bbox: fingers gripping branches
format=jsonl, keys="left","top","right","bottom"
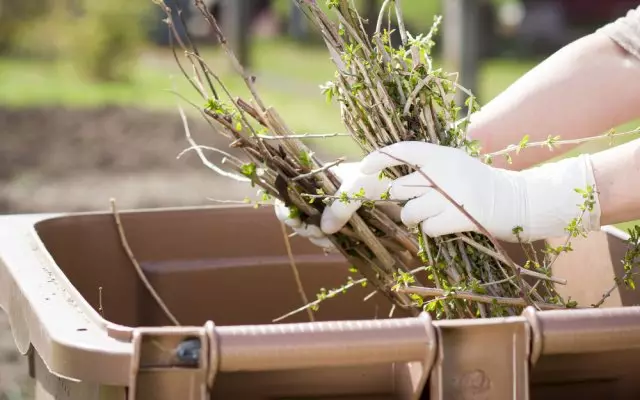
{"left": 156, "top": 0, "right": 640, "bottom": 321}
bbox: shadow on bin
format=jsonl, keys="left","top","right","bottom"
{"left": 0, "top": 205, "right": 639, "bottom": 399}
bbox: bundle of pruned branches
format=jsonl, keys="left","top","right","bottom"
{"left": 153, "top": 0, "right": 614, "bottom": 320}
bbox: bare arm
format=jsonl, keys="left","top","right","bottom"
{"left": 467, "top": 29, "right": 640, "bottom": 171}
{"left": 592, "top": 137, "right": 640, "bottom": 226}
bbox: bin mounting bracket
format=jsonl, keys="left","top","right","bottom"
{"left": 429, "top": 317, "right": 531, "bottom": 400}
{"left": 128, "top": 321, "right": 218, "bottom": 400}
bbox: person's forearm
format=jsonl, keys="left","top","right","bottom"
{"left": 467, "top": 31, "right": 640, "bottom": 171}
{"left": 592, "top": 137, "right": 640, "bottom": 226}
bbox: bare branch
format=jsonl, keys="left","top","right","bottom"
{"left": 176, "top": 103, "right": 250, "bottom": 182}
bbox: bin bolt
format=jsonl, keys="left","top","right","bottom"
{"left": 175, "top": 337, "right": 201, "bottom": 367}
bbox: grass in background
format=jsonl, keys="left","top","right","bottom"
{"left": 0, "top": 37, "right": 534, "bottom": 128}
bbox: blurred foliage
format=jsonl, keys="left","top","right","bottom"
{"left": 0, "top": 0, "right": 152, "bottom": 82}
{"left": 69, "top": 0, "right": 154, "bottom": 82}
{"left": 0, "top": 0, "right": 52, "bottom": 54}
{"left": 273, "top": 0, "right": 518, "bottom": 35}
{"left": 272, "top": 0, "right": 441, "bottom": 40}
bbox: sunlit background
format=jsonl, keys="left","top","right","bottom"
{"left": 1, "top": 1, "right": 639, "bottom": 397}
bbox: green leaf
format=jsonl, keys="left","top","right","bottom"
{"left": 352, "top": 187, "right": 366, "bottom": 199}
{"left": 326, "top": 0, "right": 339, "bottom": 9}
{"left": 288, "top": 206, "right": 300, "bottom": 220}
{"left": 517, "top": 135, "right": 529, "bottom": 154}
{"left": 240, "top": 163, "right": 256, "bottom": 178}
{"left": 298, "top": 150, "right": 313, "bottom": 168}
{"left": 544, "top": 134, "right": 561, "bottom": 150}
{"left": 627, "top": 278, "right": 636, "bottom": 290}
{"left": 504, "top": 153, "right": 513, "bottom": 164}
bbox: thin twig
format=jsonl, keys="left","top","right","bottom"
{"left": 98, "top": 287, "right": 104, "bottom": 318}
{"left": 272, "top": 265, "right": 428, "bottom": 323}
{"left": 194, "top": 0, "right": 267, "bottom": 111}
{"left": 375, "top": 0, "right": 392, "bottom": 35}
{"left": 300, "top": 193, "right": 401, "bottom": 204}
{"left": 292, "top": 157, "right": 345, "bottom": 182}
{"left": 279, "top": 221, "right": 315, "bottom": 322}
{"left": 110, "top": 198, "right": 181, "bottom": 326}
{"left": 176, "top": 103, "right": 250, "bottom": 182}
{"left": 167, "top": 0, "right": 219, "bottom": 99}
{"left": 271, "top": 274, "right": 364, "bottom": 322}
{"left": 206, "top": 198, "right": 269, "bottom": 206}
{"left": 177, "top": 144, "right": 246, "bottom": 165}
{"left": 593, "top": 272, "right": 640, "bottom": 308}
{"left": 455, "top": 234, "right": 567, "bottom": 285}
{"left": 486, "top": 127, "right": 640, "bottom": 158}
{"left": 257, "top": 133, "right": 350, "bottom": 140}
{"left": 398, "top": 286, "right": 566, "bottom": 310}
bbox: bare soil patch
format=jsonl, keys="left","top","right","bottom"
{"left": 0, "top": 105, "right": 276, "bottom": 214}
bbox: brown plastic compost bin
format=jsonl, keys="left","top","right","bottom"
{"left": 1, "top": 205, "right": 640, "bottom": 399}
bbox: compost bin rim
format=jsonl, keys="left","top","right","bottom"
{"left": 0, "top": 206, "right": 637, "bottom": 389}
{"left": 0, "top": 212, "right": 131, "bottom": 386}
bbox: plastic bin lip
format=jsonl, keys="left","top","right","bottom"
{"left": 0, "top": 212, "right": 132, "bottom": 385}
{"left": 600, "top": 224, "right": 631, "bottom": 241}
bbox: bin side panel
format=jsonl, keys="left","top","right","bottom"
{"left": 531, "top": 350, "right": 640, "bottom": 400}
{"left": 32, "top": 350, "right": 126, "bottom": 400}
{"left": 548, "top": 229, "right": 636, "bottom": 308}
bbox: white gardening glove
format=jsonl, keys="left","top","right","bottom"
{"left": 320, "top": 141, "right": 602, "bottom": 243}
{"left": 274, "top": 161, "right": 392, "bottom": 250}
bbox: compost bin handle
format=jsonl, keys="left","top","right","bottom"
{"left": 127, "top": 313, "right": 437, "bottom": 400}
{"left": 214, "top": 312, "right": 436, "bottom": 372}
{"left": 523, "top": 305, "right": 640, "bottom": 364}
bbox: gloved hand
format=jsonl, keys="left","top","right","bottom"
{"left": 320, "top": 141, "right": 602, "bottom": 243}
{"left": 274, "top": 161, "right": 392, "bottom": 250}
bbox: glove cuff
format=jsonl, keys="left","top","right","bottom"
{"left": 582, "top": 154, "right": 602, "bottom": 231}
{"left": 519, "top": 153, "right": 602, "bottom": 242}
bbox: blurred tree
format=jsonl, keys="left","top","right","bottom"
{"left": 0, "top": 0, "right": 51, "bottom": 55}
{"left": 69, "top": 0, "right": 154, "bottom": 82}
{"left": 0, "top": 0, "right": 153, "bottom": 82}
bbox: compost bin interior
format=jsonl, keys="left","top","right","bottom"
{"left": 34, "top": 205, "right": 410, "bottom": 328}
{"left": 31, "top": 205, "right": 640, "bottom": 399}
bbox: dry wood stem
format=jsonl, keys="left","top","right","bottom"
{"left": 279, "top": 221, "right": 315, "bottom": 322}
{"left": 110, "top": 198, "right": 181, "bottom": 326}
{"left": 398, "top": 286, "right": 567, "bottom": 310}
